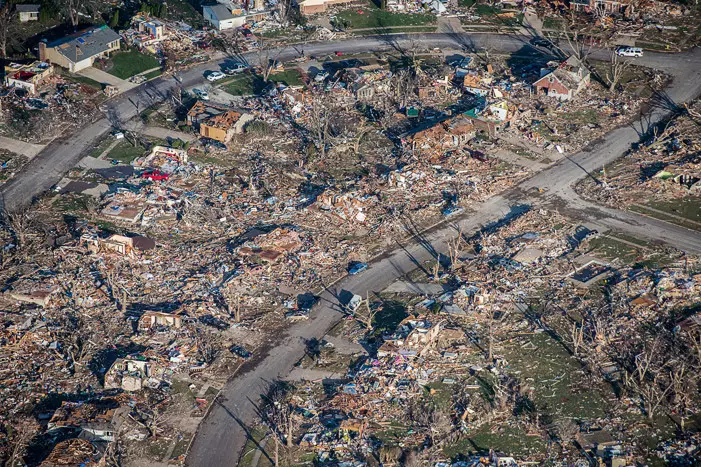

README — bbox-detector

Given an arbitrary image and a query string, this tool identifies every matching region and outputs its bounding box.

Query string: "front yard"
[103,50,161,79]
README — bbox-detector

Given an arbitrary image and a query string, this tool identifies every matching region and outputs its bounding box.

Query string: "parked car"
[442,205,464,217]
[348,262,368,275]
[616,47,643,57]
[334,51,343,56]
[529,37,551,47]
[207,71,226,81]
[193,88,209,100]
[111,130,124,139]
[223,63,247,74]
[141,170,169,181]
[230,345,251,359]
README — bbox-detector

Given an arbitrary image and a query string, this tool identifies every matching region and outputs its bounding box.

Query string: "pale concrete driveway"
[78,67,138,93]
[0,135,45,159]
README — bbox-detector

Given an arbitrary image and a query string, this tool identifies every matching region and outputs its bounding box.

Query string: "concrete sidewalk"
[0,135,46,159]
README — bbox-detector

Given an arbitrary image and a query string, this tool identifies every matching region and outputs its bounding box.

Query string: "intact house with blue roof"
[39,25,121,73]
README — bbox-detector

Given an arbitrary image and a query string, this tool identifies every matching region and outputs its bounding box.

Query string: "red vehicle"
[141,170,169,181]
[334,51,343,56]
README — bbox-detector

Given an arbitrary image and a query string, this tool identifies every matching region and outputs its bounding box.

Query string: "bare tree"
[6,417,38,467]
[550,21,595,63]
[261,382,296,466]
[623,338,673,420]
[130,394,181,439]
[355,293,379,330]
[3,209,34,248]
[61,0,88,27]
[604,51,631,92]
[196,331,220,364]
[486,306,511,362]
[307,91,335,160]
[0,3,15,58]
[256,39,281,84]
[409,400,452,446]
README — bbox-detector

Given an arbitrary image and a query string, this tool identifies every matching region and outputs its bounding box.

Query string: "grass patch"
[501,332,611,422]
[372,299,408,337]
[354,25,438,35]
[222,69,303,96]
[105,50,161,79]
[589,236,642,264]
[143,69,162,80]
[239,427,271,467]
[459,0,475,6]
[169,434,193,459]
[105,140,147,164]
[543,16,564,30]
[88,137,116,158]
[474,3,500,16]
[629,204,701,232]
[222,73,260,96]
[271,69,304,86]
[560,109,601,125]
[647,197,701,223]
[443,426,547,458]
[336,3,435,29]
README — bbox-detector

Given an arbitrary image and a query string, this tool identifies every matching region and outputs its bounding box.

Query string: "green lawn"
[106,50,161,79]
[336,4,435,29]
[88,137,116,158]
[222,69,304,96]
[143,69,162,80]
[501,331,611,422]
[270,69,304,86]
[443,426,547,459]
[106,140,147,163]
[647,197,701,223]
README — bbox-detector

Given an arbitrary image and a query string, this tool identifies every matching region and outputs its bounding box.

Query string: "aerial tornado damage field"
[1,0,700,465]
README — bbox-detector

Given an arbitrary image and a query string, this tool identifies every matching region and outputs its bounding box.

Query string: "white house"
[17,4,40,22]
[203,4,246,30]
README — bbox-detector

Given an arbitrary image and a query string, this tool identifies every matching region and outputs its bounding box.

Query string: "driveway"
[0,135,45,159]
[78,67,138,93]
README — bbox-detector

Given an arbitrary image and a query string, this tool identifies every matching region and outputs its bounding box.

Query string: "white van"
[616,47,643,57]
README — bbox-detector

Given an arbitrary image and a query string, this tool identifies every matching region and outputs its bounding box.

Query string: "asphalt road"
[187,45,701,466]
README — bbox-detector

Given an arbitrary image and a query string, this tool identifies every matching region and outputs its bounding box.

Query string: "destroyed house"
[4,61,53,95]
[533,56,590,101]
[39,25,121,72]
[409,115,476,153]
[48,400,118,441]
[298,0,360,15]
[187,101,253,143]
[40,439,101,467]
[10,283,58,307]
[138,311,183,330]
[85,233,156,255]
[463,74,491,96]
[105,356,165,391]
